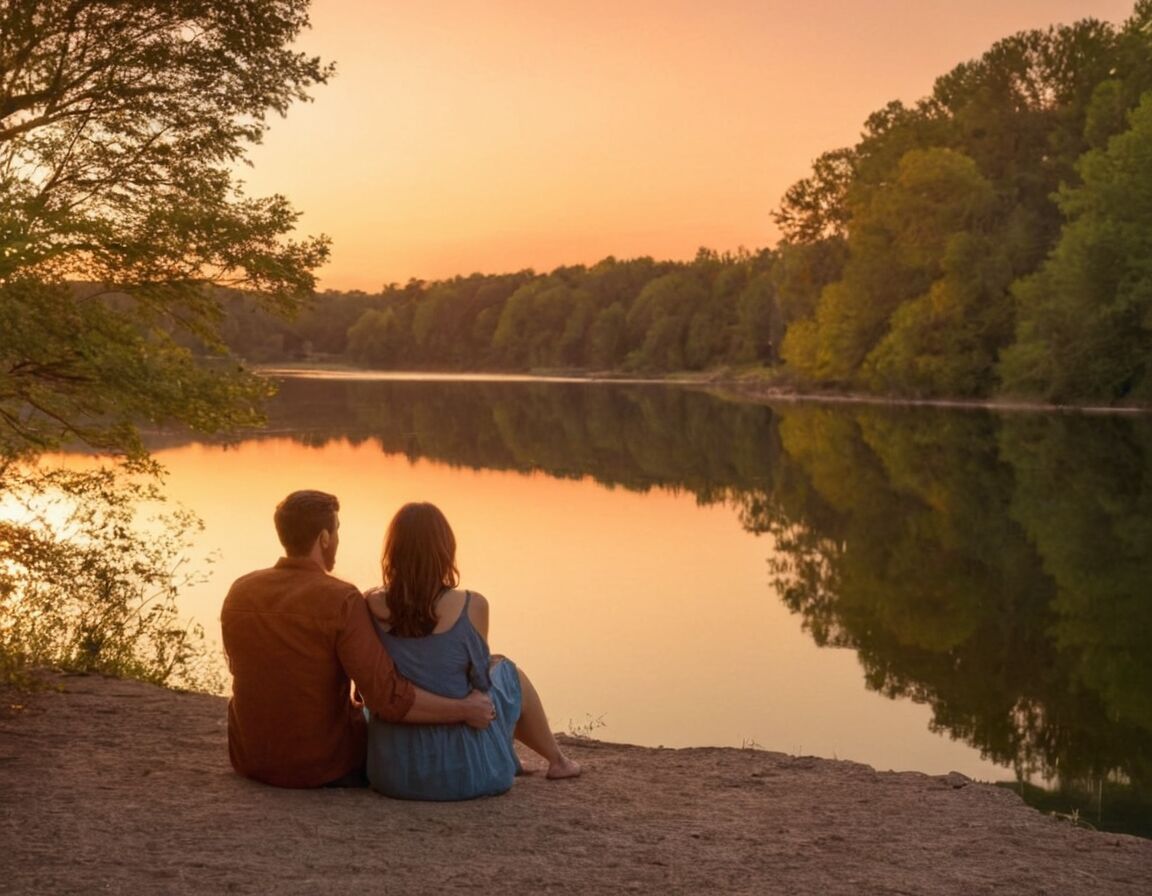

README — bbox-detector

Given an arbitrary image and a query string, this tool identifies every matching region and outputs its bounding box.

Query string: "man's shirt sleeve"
[336,593,416,722]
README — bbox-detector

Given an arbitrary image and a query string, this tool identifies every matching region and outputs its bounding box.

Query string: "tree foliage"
[30,2,1148,409]
[1000,90,1152,401]
[0,461,221,691]
[0,1,330,690]
[0,0,331,459]
[215,251,780,375]
[774,2,1152,402]
[197,5,1152,406]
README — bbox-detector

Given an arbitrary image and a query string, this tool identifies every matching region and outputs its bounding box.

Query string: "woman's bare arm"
[467,591,490,642]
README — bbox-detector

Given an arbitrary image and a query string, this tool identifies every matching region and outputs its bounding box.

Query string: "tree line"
[218,1,1152,404]
[775,0,1152,403]
[216,248,781,374]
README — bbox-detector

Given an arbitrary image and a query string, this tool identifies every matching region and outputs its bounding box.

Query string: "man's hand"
[462,690,496,729]
[399,685,496,726]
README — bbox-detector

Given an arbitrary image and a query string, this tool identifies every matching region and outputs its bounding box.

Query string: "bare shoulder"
[466,590,489,610]
[428,587,466,631]
[363,586,389,621]
[465,590,490,636]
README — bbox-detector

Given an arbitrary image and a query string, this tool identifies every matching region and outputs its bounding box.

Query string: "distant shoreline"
[255,364,1152,416]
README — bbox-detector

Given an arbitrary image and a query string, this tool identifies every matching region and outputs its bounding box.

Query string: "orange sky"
[241,0,1137,291]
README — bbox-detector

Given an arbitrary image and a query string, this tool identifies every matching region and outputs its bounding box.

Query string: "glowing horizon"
[241,0,1137,291]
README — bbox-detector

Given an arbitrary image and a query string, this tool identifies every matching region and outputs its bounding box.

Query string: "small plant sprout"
[566,713,606,739]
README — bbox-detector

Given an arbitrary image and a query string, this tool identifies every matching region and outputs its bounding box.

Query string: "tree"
[557,292,594,365]
[0,0,331,459]
[586,303,627,369]
[862,229,1013,397]
[347,308,402,367]
[730,272,779,363]
[0,462,220,691]
[294,290,379,357]
[411,283,459,360]
[773,6,1152,399]
[771,238,848,328]
[1000,90,1152,402]
[0,2,329,690]
[491,280,548,367]
[784,148,996,386]
[625,271,705,370]
[491,279,582,369]
[773,148,857,243]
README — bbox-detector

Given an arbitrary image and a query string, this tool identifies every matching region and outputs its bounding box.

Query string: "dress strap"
[368,608,389,639]
[448,590,473,632]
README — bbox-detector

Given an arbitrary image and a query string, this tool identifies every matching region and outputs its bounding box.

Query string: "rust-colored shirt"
[221,557,415,788]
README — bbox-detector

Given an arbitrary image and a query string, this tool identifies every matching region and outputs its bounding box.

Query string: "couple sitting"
[221,490,580,798]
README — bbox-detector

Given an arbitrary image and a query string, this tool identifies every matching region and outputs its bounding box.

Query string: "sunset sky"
[242,0,1137,291]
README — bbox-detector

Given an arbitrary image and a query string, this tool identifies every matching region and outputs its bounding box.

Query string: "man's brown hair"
[274,490,339,556]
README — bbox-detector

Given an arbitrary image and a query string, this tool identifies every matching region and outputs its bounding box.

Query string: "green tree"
[0,1,329,690]
[586,303,627,369]
[491,278,584,369]
[772,239,848,328]
[625,271,706,370]
[731,271,779,363]
[583,256,668,310]
[347,308,403,367]
[0,462,220,691]
[775,7,1152,399]
[411,282,464,362]
[294,290,379,357]
[0,0,330,459]
[772,148,857,243]
[210,288,304,361]
[785,149,995,385]
[557,293,595,366]
[1000,90,1152,402]
[863,230,1013,396]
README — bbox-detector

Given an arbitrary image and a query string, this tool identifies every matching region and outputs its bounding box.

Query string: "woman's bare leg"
[509,663,581,779]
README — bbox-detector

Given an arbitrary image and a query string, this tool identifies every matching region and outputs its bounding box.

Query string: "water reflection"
[745,404,1152,837]
[158,377,1152,835]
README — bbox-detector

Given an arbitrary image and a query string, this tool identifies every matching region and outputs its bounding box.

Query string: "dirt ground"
[2,672,1150,896]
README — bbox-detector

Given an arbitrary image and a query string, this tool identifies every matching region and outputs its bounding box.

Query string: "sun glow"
[237,0,1135,290]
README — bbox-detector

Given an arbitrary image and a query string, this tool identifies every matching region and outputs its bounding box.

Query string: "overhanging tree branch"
[0,0,332,460]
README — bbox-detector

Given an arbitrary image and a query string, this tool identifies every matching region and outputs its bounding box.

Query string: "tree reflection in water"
[207,376,1151,836]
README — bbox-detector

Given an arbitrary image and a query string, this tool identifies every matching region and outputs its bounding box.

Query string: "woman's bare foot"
[546,754,582,780]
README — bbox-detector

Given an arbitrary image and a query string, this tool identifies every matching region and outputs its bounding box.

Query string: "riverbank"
[255,363,1152,416]
[3,672,1150,895]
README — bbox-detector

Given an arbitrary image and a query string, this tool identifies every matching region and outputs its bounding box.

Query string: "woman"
[364,501,581,800]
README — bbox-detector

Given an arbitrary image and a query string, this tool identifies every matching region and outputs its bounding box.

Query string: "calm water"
[151,375,1152,836]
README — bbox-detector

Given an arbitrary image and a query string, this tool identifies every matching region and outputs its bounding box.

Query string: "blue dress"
[366,592,523,800]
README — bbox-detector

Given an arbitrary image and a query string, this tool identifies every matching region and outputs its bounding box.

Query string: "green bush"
[0,460,220,692]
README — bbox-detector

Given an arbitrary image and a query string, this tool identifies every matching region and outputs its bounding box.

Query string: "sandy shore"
[2,672,1150,895]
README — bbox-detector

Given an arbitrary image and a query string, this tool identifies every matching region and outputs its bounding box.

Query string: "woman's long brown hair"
[381,502,460,637]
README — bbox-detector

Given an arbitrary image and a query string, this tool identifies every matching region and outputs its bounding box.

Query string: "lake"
[149,373,1152,836]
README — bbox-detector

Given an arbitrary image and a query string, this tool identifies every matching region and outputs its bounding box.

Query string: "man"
[221,489,494,788]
